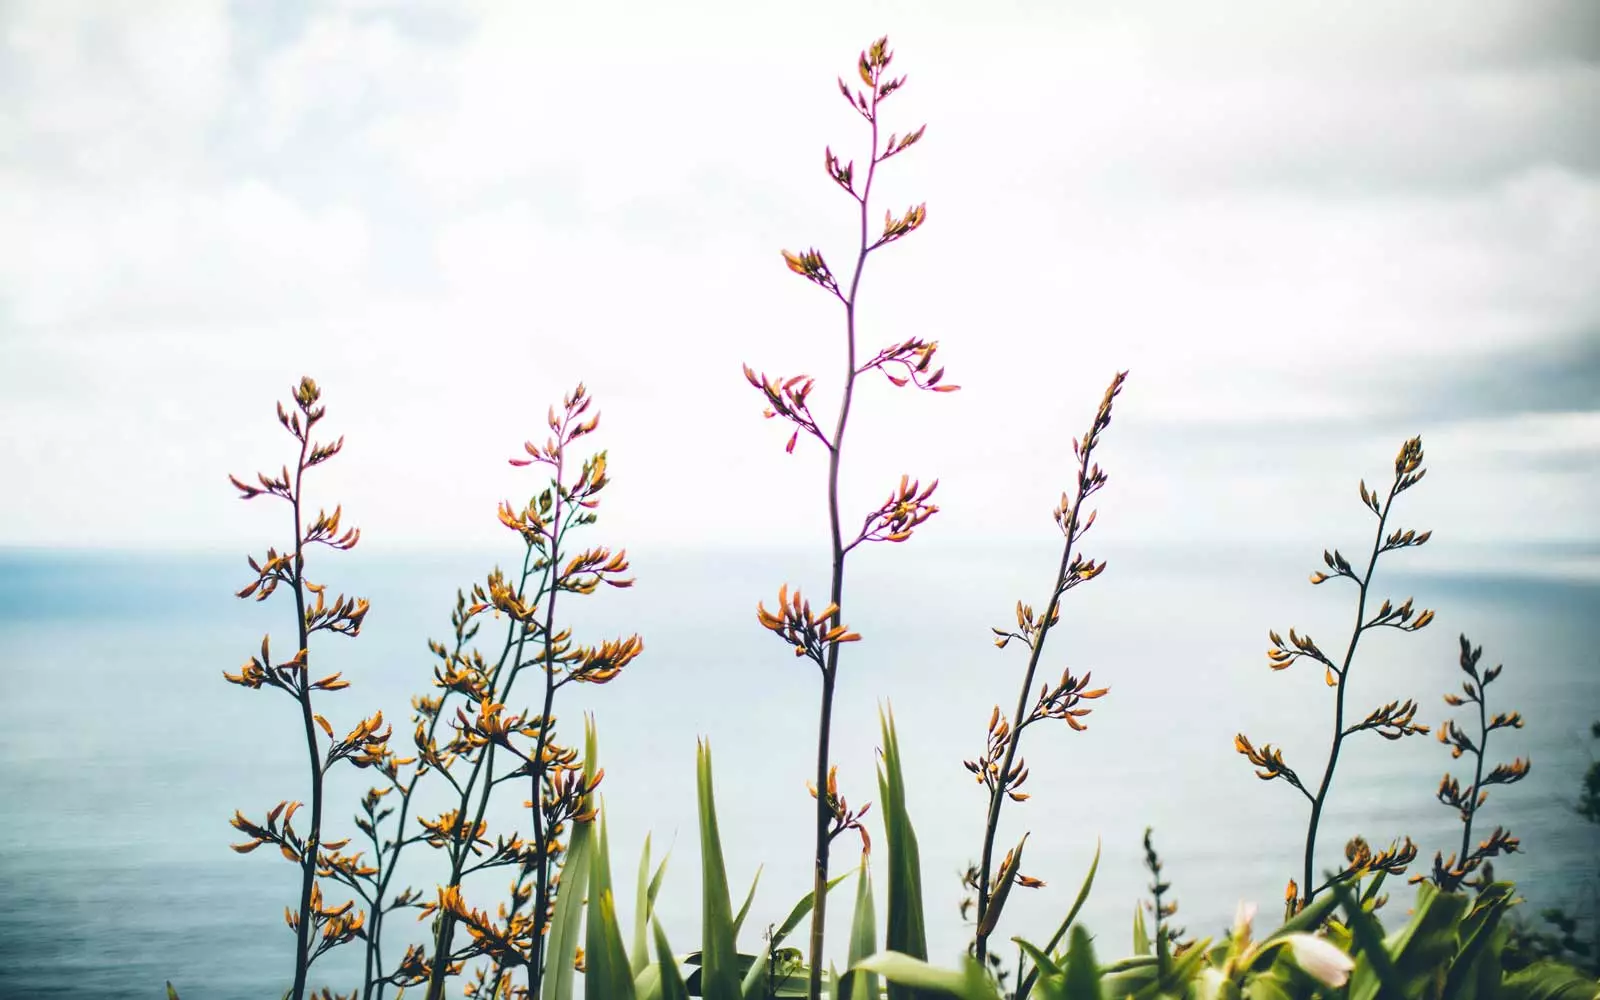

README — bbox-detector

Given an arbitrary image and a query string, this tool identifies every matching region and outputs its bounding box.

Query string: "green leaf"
[1014,938,1060,982]
[632,833,671,978]
[1162,937,1213,990]
[733,866,763,939]
[1061,925,1102,1000]
[1444,882,1516,1000]
[1329,875,1404,1000]
[697,739,742,1000]
[1359,870,1388,907]
[878,706,930,1000]
[1098,957,1159,1000]
[1017,839,1100,1000]
[1242,973,1293,1000]
[586,808,639,1000]
[740,870,853,998]
[542,717,601,1000]
[653,919,692,1000]
[841,853,880,1000]
[1500,958,1600,1000]
[1132,904,1151,957]
[1259,889,1344,949]
[853,952,1002,1000]
[1384,878,1471,993]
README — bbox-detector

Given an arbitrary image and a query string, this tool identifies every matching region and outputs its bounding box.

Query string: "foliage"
[746,33,953,1000]
[1505,721,1600,975]
[189,35,1600,1000]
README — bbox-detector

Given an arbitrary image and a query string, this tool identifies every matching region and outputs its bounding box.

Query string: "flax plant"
[1417,634,1530,892]
[744,36,955,1000]
[412,383,641,1000]
[962,372,1125,974]
[224,377,389,1000]
[337,591,475,998]
[1234,436,1438,913]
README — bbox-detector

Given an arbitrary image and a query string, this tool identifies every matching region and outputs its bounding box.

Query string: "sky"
[2,0,1597,576]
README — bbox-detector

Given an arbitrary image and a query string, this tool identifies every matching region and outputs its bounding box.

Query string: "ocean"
[1,543,1596,997]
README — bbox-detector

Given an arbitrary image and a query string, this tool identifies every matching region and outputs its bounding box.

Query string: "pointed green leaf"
[1445,882,1516,1000]
[1329,876,1403,1000]
[733,866,764,939]
[878,706,930,1000]
[853,952,1002,1000]
[653,919,692,1000]
[741,870,853,998]
[1061,926,1101,1000]
[1014,938,1060,982]
[1131,904,1151,957]
[1500,958,1600,1000]
[542,717,601,1000]
[697,739,742,1000]
[840,853,880,1000]
[1018,839,1099,1000]
[586,809,638,1000]
[633,834,655,978]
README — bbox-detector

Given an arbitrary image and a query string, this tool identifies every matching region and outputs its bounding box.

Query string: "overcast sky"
[2,0,1596,575]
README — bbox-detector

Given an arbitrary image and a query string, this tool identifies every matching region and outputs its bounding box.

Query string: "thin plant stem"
[1462,686,1490,866]
[974,534,1071,966]
[1302,480,1397,905]
[806,64,883,1000]
[528,448,566,997]
[288,429,318,1000]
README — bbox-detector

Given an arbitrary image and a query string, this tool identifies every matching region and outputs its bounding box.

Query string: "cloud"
[0,0,1594,569]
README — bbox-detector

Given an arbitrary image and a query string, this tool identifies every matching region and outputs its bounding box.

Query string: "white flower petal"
[1285,932,1355,987]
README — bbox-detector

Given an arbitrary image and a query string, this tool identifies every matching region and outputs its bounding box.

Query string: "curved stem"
[1462,687,1489,872]
[1301,481,1397,905]
[974,439,1094,964]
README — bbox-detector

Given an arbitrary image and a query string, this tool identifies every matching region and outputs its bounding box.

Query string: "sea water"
[1,544,1595,997]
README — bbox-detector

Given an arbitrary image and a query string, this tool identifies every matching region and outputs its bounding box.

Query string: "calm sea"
[2,544,1596,998]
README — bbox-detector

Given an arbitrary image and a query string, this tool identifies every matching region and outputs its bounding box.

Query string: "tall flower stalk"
[1421,634,1530,892]
[745,36,954,1000]
[224,377,387,1000]
[417,384,640,1000]
[964,372,1124,973]
[1235,437,1437,911]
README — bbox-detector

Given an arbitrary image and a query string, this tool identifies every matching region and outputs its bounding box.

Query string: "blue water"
[1,544,1596,998]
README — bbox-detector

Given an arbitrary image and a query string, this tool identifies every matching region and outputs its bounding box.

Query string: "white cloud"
[0,0,1594,565]
[0,176,370,328]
